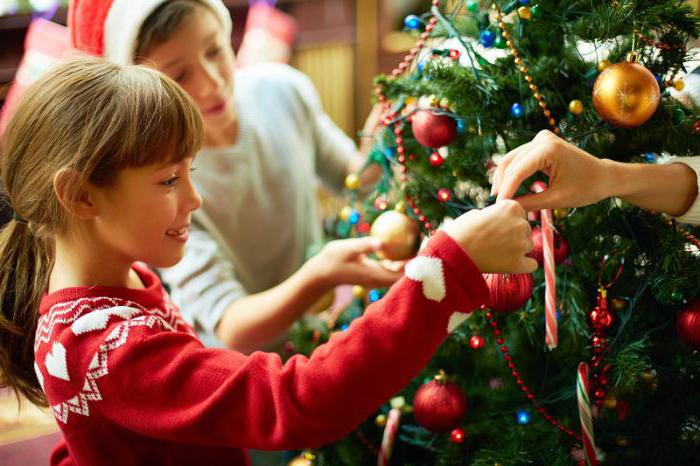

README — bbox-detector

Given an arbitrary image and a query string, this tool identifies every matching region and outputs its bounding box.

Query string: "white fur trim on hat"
[104,0,233,65]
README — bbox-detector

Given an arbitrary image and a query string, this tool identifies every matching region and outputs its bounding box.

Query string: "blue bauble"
[404,14,421,30]
[456,118,466,134]
[368,289,382,302]
[348,209,361,225]
[515,408,531,425]
[519,0,530,5]
[643,152,658,162]
[479,30,495,48]
[510,103,524,118]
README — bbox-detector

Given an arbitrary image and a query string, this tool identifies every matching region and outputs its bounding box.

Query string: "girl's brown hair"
[135,0,217,61]
[0,56,203,405]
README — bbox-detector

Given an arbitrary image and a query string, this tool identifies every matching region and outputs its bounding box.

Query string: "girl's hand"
[492,130,613,211]
[309,237,404,289]
[443,201,537,274]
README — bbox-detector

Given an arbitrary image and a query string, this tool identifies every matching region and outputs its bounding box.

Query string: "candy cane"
[378,408,401,466]
[577,363,598,466]
[531,181,557,349]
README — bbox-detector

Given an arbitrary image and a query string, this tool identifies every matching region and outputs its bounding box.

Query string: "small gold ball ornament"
[517,6,532,20]
[352,285,366,299]
[568,100,584,115]
[553,208,569,219]
[287,456,312,466]
[673,80,685,91]
[375,414,387,427]
[611,298,626,311]
[603,393,618,410]
[370,210,420,260]
[597,60,612,72]
[340,206,352,222]
[593,54,660,128]
[345,173,361,191]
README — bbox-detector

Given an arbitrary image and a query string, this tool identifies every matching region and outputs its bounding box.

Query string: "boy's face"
[88,158,202,269]
[143,8,236,133]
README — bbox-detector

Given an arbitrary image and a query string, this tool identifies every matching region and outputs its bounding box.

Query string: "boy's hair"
[0,57,203,405]
[135,0,218,61]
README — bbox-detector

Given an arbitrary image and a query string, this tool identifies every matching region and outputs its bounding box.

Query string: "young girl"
[0,58,534,466]
[69,0,386,352]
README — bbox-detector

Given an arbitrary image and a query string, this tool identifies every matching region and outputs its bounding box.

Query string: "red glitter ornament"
[677,300,700,349]
[589,306,613,330]
[449,49,460,61]
[693,120,700,134]
[483,273,535,313]
[413,371,467,432]
[528,227,569,266]
[411,110,457,148]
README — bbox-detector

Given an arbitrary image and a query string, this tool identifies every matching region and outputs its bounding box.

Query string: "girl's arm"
[96,232,488,450]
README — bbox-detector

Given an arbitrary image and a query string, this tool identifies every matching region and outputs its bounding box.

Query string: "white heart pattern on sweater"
[45,341,70,382]
[405,256,446,302]
[71,306,140,336]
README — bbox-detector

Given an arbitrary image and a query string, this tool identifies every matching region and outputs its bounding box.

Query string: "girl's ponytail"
[0,218,52,405]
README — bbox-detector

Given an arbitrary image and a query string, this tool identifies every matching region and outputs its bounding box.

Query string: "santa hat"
[69,0,233,65]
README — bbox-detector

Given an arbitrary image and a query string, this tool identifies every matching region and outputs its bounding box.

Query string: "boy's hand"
[311,237,404,289]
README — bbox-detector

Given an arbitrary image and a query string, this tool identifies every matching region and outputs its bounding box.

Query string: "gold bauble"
[568,100,584,115]
[370,210,420,260]
[352,285,366,299]
[345,173,361,191]
[340,206,352,222]
[553,208,569,219]
[616,436,629,447]
[287,456,311,466]
[375,414,387,427]
[597,59,612,72]
[593,60,660,128]
[673,80,685,91]
[640,370,657,383]
[611,298,626,311]
[603,393,618,410]
[517,6,532,20]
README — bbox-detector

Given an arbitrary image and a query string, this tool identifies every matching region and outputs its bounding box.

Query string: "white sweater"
[160,63,355,345]
[671,157,700,225]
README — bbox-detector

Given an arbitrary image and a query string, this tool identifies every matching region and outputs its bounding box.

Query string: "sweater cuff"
[664,156,700,225]
[419,231,490,312]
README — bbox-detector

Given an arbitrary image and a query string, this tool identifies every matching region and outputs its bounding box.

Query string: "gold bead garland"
[492,3,560,134]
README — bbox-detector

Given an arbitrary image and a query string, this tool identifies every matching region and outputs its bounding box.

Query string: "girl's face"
[89,158,202,268]
[143,8,236,133]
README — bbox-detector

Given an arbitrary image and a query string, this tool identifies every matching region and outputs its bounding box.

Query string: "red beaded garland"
[484,310,582,442]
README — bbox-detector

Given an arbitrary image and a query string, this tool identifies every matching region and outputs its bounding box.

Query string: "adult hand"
[492,130,613,211]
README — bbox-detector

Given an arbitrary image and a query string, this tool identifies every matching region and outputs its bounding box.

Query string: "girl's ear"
[53,168,98,220]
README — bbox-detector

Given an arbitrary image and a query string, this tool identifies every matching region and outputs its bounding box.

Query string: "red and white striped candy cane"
[531,181,557,349]
[577,363,599,466]
[378,408,401,466]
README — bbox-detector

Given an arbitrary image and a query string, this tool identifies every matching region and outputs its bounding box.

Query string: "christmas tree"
[289,1,700,464]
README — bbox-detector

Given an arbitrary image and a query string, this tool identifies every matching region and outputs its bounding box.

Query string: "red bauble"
[483,273,534,313]
[527,227,569,266]
[411,110,457,148]
[468,335,485,349]
[437,188,452,202]
[589,306,614,330]
[429,152,444,167]
[450,427,466,443]
[413,375,467,432]
[677,301,700,349]
[694,121,700,134]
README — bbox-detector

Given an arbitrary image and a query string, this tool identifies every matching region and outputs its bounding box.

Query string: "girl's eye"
[161,175,179,187]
